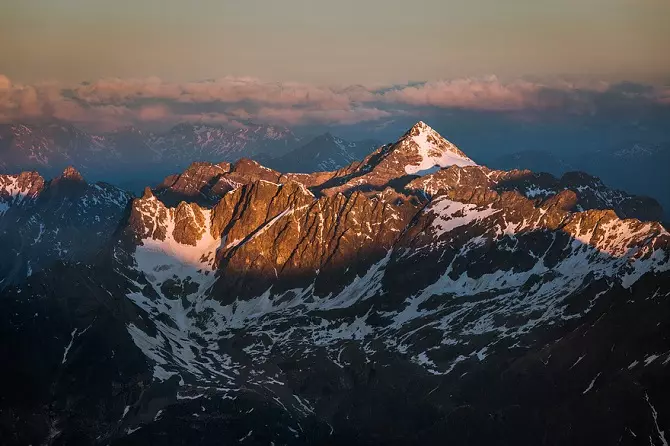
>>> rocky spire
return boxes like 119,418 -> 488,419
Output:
59,166 -> 85,182
142,186 -> 154,199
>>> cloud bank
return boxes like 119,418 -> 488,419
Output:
1,74 -> 668,131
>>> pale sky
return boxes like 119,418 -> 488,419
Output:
1,0 -> 669,85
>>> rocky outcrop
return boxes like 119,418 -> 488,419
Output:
58,166 -> 85,182
0,171 -> 45,205
127,193 -> 170,243
173,202 -> 206,246
155,161 -> 232,206
154,159 -> 284,207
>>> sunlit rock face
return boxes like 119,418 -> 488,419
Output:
1,122 -> 669,446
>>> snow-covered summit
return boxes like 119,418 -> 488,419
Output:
399,121 -> 477,174
316,121 -> 480,195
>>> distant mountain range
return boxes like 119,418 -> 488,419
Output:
0,122 -> 303,178
1,121 -> 668,221
0,122 -> 385,191
1,122 -> 669,445
256,132 -> 380,173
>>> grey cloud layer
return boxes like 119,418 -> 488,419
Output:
0,74 -> 667,130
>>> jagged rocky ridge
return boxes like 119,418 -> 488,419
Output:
493,142 -> 670,221
1,122 -> 669,445
0,166 -> 130,287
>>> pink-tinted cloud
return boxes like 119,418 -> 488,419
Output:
0,75 -> 390,129
380,78 -> 537,110
71,77 -> 368,109
0,74 -> 668,131
137,104 -> 171,121
0,75 -> 11,91
378,77 -> 616,111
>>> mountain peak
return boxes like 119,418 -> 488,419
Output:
142,186 -> 154,199
398,121 -> 477,174
408,120 -> 430,133
59,166 -> 84,182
